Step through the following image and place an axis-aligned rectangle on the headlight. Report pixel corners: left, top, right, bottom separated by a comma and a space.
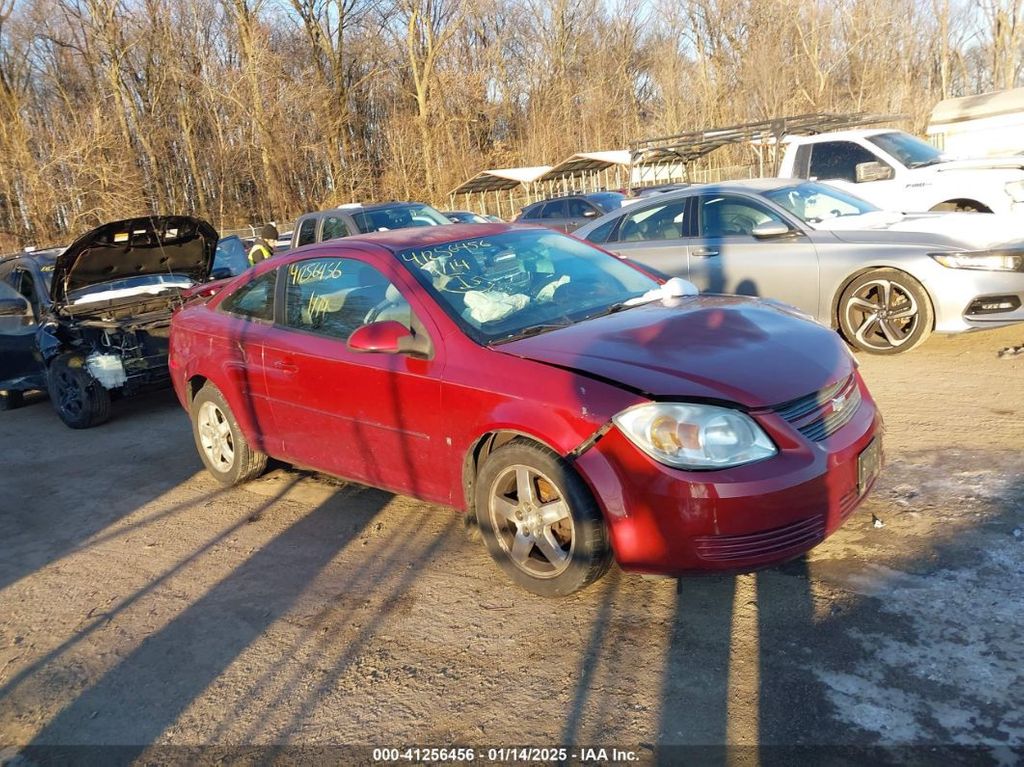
1005, 180, 1024, 203
930, 252, 1023, 271
613, 403, 777, 470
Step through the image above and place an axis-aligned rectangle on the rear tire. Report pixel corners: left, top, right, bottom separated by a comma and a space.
837, 269, 933, 355
47, 354, 111, 428
191, 383, 268, 485
475, 439, 611, 597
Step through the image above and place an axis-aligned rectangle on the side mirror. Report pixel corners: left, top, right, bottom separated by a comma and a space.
751, 221, 792, 239
0, 296, 30, 317
582, 209, 599, 218
348, 320, 432, 358
855, 161, 894, 183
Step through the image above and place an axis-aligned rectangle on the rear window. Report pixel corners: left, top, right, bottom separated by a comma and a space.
221, 270, 277, 322
296, 218, 317, 247
351, 204, 450, 233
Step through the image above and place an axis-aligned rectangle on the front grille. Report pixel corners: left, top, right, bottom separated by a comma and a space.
694, 515, 825, 562
773, 374, 861, 442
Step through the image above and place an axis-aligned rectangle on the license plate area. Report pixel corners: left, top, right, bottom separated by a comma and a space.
858, 438, 881, 495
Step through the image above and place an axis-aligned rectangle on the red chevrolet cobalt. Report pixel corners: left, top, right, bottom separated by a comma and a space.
169, 224, 882, 596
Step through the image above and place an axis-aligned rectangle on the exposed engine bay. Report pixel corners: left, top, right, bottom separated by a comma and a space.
42, 285, 186, 393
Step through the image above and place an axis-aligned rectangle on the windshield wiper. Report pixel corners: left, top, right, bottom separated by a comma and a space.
908, 158, 942, 169
488, 322, 573, 345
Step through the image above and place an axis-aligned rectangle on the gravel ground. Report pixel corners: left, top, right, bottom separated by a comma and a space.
0, 325, 1022, 765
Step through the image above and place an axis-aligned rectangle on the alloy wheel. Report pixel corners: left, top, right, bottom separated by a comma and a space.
197, 401, 235, 471
55, 369, 86, 418
488, 464, 576, 579
843, 278, 920, 351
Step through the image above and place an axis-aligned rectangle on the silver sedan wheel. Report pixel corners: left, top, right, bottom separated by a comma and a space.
197, 400, 235, 472
488, 465, 576, 579
843, 278, 920, 351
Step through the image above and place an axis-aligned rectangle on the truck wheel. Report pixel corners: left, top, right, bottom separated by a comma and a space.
191, 383, 268, 485
838, 269, 933, 355
930, 200, 991, 213
475, 439, 611, 597
47, 354, 111, 428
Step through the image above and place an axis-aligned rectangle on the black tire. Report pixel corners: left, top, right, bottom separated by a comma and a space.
47, 354, 111, 428
0, 390, 25, 411
930, 200, 990, 213
190, 383, 268, 485
474, 439, 611, 597
837, 268, 933, 355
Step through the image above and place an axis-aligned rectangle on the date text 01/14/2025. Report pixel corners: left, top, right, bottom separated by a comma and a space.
372, 747, 640, 763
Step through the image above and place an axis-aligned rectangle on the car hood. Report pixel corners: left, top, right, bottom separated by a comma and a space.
498, 297, 854, 408
812, 211, 1024, 250
930, 156, 1024, 174
50, 216, 219, 305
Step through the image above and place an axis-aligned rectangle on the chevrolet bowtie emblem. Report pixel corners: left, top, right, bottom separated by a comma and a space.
832, 392, 847, 411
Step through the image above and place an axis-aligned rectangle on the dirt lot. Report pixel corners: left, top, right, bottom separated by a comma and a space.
0, 325, 1022, 764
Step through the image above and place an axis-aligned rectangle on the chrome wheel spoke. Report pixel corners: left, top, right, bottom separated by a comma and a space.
879, 319, 908, 346
889, 305, 917, 320
848, 296, 880, 313
538, 500, 570, 527
515, 467, 537, 506
536, 529, 569, 567
492, 497, 519, 524
510, 531, 534, 564
854, 316, 881, 346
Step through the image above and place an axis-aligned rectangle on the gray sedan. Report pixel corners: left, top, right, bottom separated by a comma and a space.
574, 179, 1024, 353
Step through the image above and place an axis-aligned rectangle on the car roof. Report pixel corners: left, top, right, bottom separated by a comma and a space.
333, 222, 517, 252
0, 249, 62, 267
621, 178, 806, 200
783, 128, 897, 144
299, 202, 428, 219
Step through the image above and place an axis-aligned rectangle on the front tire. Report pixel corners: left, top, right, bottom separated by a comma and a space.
838, 269, 933, 355
191, 383, 268, 485
475, 439, 611, 597
47, 354, 111, 428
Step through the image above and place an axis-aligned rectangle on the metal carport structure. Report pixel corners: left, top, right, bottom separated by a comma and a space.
534, 150, 632, 196
631, 112, 902, 183
447, 166, 551, 220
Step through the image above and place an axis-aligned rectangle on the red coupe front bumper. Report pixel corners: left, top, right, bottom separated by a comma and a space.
573, 376, 882, 575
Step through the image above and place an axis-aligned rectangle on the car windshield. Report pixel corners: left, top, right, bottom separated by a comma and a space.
352, 204, 451, 233
395, 229, 658, 344
213, 236, 249, 277
763, 181, 879, 224
867, 132, 943, 168
588, 192, 627, 212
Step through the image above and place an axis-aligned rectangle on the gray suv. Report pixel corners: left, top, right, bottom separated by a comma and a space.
291, 202, 450, 249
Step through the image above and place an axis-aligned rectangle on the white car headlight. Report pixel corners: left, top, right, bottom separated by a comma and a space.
930, 252, 1023, 271
613, 403, 777, 470
1004, 180, 1024, 203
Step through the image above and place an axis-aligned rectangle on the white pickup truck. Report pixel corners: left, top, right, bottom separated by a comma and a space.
778, 128, 1024, 215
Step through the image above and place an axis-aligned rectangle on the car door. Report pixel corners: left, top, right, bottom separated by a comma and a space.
563, 198, 601, 232
538, 200, 571, 232
215, 269, 284, 454
260, 252, 450, 504
0, 272, 43, 390
596, 196, 693, 279
808, 140, 901, 208
689, 193, 820, 315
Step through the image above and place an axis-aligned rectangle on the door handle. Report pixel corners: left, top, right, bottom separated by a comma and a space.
691, 248, 719, 258
273, 358, 298, 374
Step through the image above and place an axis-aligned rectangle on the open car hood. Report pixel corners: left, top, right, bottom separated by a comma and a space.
50, 216, 219, 305
499, 297, 855, 408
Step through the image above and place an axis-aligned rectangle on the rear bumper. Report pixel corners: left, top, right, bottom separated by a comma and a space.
574, 379, 882, 575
